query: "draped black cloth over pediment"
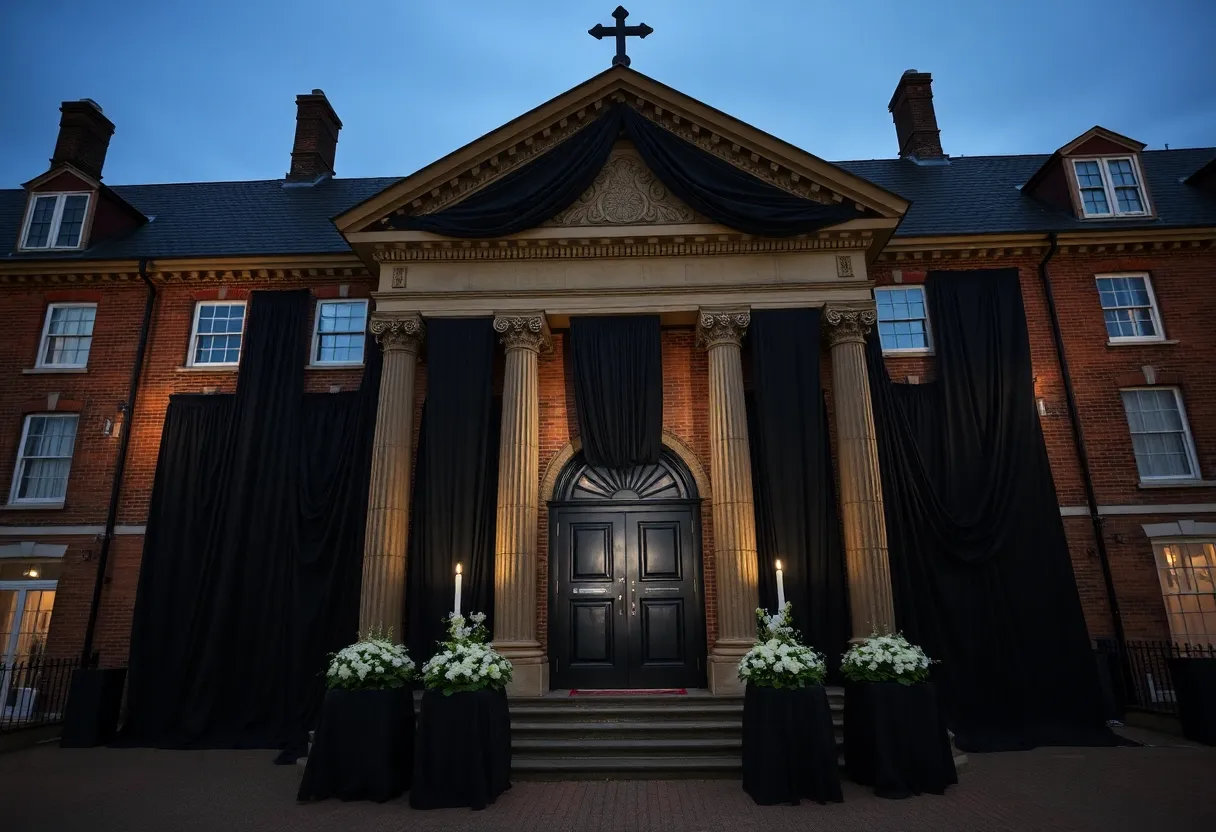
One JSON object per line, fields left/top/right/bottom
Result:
{"left": 395, "top": 105, "right": 863, "bottom": 238}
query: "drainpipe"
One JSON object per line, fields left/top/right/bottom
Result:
{"left": 80, "top": 259, "right": 156, "bottom": 667}
{"left": 1038, "top": 234, "right": 1127, "bottom": 657}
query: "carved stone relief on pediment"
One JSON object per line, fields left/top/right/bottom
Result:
{"left": 541, "top": 144, "right": 710, "bottom": 227}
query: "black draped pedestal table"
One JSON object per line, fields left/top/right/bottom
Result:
{"left": 297, "top": 688, "right": 414, "bottom": 803}
{"left": 1169, "top": 657, "right": 1216, "bottom": 746}
{"left": 742, "top": 684, "right": 843, "bottom": 805}
{"left": 844, "top": 681, "right": 957, "bottom": 799}
{"left": 410, "top": 688, "right": 511, "bottom": 810}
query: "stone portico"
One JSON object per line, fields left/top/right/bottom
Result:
{"left": 335, "top": 67, "right": 909, "bottom": 695}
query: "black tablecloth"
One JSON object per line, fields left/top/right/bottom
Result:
{"left": 61, "top": 668, "right": 127, "bottom": 748}
{"left": 410, "top": 688, "right": 511, "bottom": 810}
{"left": 1170, "top": 657, "right": 1216, "bottom": 746}
{"left": 844, "top": 681, "right": 957, "bottom": 799}
{"left": 742, "top": 684, "right": 843, "bottom": 805}
{"left": 297, "top": 688, "right": 414, "bottom": 803}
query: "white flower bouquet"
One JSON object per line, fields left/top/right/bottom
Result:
{"left": 737, "top": 602, "right": 827, "bottom": 689}
{"left": 326, "top": 632, "right": 416, "bottom": 690}
{"left": 421, "top": 611, "right": 514, "bottom": 695}
{"left": 840, "top": 633, "right": 931, "bottom": 686}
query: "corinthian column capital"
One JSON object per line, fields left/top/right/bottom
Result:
{"left": 370, "top": 313, "right": 425, "bottom": 354}
{"left": 696, "top": 309, "right": 751, "bottom": 350}
{"left": 493, "top": 313, "right": 552, "bottom": 354}
{"left": 823, "top": 303, "right": 877, "bottom": 348}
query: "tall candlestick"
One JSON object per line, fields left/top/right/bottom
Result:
{"left": 454, "top": 563, "right": 463, "bottom": 616}
{"left": 775, "top": 559, "right": 786, "bottom": 610}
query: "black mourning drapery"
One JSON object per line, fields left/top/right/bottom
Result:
{"left": 570, "top": 315, "right": 663, "bottom": 469}
{"left": 746, "top": 309, "right": 850, "bottom": 673}
{"left": 123, "top": 291, "right": 378, "bottom": 757}
{"left": 397, "top": 105, "right": 862, "bottom": 238}
{"left": 867, "top": 269, "right": 1115, "bottom": 751}
{"left": 406, "top": 319, "right": 500, "bottom": 663}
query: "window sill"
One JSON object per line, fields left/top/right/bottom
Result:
{"left": 176, "top": 365, "right": 239, "bottom": 373}
{"left": 22, "top": 367, "right": 88, "bottom": 374}
{"left": 881, "top": 350, "right": 935, "bottom": 358}
{"left": 1107, "top": 339, "right": 1178, "bottom": 348}
{"left": 0, "top": 501, "right": 65, "bottom": 511}
{"left": 306, "top": 363, "right": 365, "bottom": 370}
{"left": 1138, "top": 479, "right": 1216, "bottom": 490}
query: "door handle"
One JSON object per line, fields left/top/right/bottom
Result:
{"left": 618, "top": 593, "right": 623, "bottom": 615}
{"left": 630, "top": 600, "right": 636, "bottom": 616}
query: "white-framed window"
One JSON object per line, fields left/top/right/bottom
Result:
{"left": 1072, "top": 157, "right": 1148, "bottom": 218}
{"left": 8, "top": 414, "right": 79, "bottom": 505}
{"left": 19, "top": 193, "right": 91, "bottom": 250}
{"left": 875, "top": 286, "right": 933, "bottom": 354}
{"left": 188, "top": 301, "right": 247, "bottom": 367}
{"left": 1096, "top": 273, "right": 1164, "bottom": 342}
{"left": 1153, "top": 540, "right": 1216, "bottom": 646}
{"left": 311, "top": 299, "right": 368, "bottom": 366}
{"left": 1120, "top": 387, "right": 1200, "bottom": 481}
{"left": 36, "top": 303, "right": 97, "bottom": 368}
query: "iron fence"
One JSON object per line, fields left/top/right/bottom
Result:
{"left": 0, "top": 657, "right": 82, "bottom": 734}
{"left": 1097, "top": 639, "right": 1216, "bottom": 718}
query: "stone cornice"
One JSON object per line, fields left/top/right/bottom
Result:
{"left": 371, "top": 230, "right": 874, "bottom": 263}
{"left": 822, "top": 303, "right": 877, "bottom": 347}
{"left": 370, "top": 313, "right": 425, "bottom": 354}
{"left": 0, "top": 255, "right": 371, "bottom": 285}
{"left": 696, "top": 309, "right": 750, "bottom": 349}
{"left": 493, "top": 314, "right": 552, "bottom": 354}
{"left": 876, "top": 228, "right": 1216, "bottom": 262}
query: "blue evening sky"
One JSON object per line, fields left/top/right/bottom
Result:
{"left": 1, "top": 0, "right": 1212, "bottom": 187}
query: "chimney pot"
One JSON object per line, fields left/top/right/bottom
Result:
{"left": 287, "top": 89, "right": 343, "bottom": 182}
{"left": 888, "top": 70, "right": 945, "bottom": 161}
{"left": 50, "top": 99, "right": 116, "bottom": 180}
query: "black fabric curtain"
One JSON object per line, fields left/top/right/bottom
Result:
{"left": 747, "top": 308, "right": 850, "bottom": 674}
{"left": 397, "top": 105, "right": 862, "bottom": 238}
{"left": 122, "top": 290, "right": 379, "bottom": 758}
{"left": 406, "top": 319, "right": 500, "bottom": 663}
{"left": 570, "top": 315, "right": 663, "bottom": 469}
{"left": 867, "top": 269, "right": 1115, "bottom": 751}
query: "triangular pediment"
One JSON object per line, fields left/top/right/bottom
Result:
{"left": 336, "top": 66, "right": 908, "bottom": 237}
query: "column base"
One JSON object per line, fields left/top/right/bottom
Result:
{"left": 495, "top": 642, "right": 548, "bottom": 698}
{"left": 707, "top": 640, "right": 753, "bottom": 696}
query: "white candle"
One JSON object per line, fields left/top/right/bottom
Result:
{"left": 775, "top": 559, "right": 786, "bottom": 610}
{"left": 454, "top": 563, "right": 463, "bottom": 615}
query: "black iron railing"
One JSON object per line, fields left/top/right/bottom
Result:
{"left": 0, "top": 657, "right": 81, "bottom": 734}
{"left": 1096, "top": 639, "right": 1216, "bottom": 717}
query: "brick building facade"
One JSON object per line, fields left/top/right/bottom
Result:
{"left": 1, "top": 67, "right": 1214, "bottom": 692}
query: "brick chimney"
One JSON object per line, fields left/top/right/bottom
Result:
{"left": 50, "top": 99, "right": 115, "bottom": 180}
{"left": 287, "top": 89, "right": 342, "bottom": 182}
{"left": 888, "top": 70, "right": 945, "bottom": 162}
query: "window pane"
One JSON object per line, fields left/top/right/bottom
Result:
{"left": 42, "top": 305, "right": 97, "bottom": 366}
{"left": 1082, "top": 188, "right": 1110, "bottom": 215}
{"left": 24, "top": 196, "right": 58, "bottom": 248}
{"left": 193, "top": 304, "right": 245, "bottom": 364}
{"left": 1122, "top": 390, "right": 1194, "bottom": 479}
{"left": 14, "top": 415, "right": 78, "bottom": 501}
{"left": 1106, "top": 159, "right": 1137, "bottom": 186}
{"left": 54, "top": 195, "right": 88, "bottom": 247}
{"left": 1074, "top": 160, "right": 1103, "bottom": 186}
{"left": 876, "top": 288, "right": 929, "bottom": 351}
{"left": 314, "top": 300, "right": 367, "bottom": 363}
{"left": 1116, "top": 187, "right": 1144, "bottom": 214}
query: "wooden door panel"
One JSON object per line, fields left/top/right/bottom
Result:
{"left": 636, "top": 520, "right": 681, "bottom": 580}
{"left": 571, "top": 522, "right": 614, "bottom": 581}
{"left": 638, "top": 598, "right": 685, "bottom": 664}
{"left": 569, "top": 600, "right": 617, "bottom": 665}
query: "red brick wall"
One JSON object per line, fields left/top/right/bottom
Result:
{"left": 871, "top": 250, "right": 1216, "bottom": 643}
{"left": 0, "top": 278, "right": 375, "bottom": 665}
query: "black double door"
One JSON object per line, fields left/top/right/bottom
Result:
{"left": 550, "top": 504, "right": 705, "bottom": 689}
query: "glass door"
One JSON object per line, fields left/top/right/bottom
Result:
{"left": 1, "top": 581, "right": 57, "bottom": 721}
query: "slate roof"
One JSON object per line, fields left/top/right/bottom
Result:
{"left": 2, "top": 148, "right": 1214, "bottom": 262}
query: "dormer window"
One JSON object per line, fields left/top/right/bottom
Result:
{"left": 21, "top": 193, "right": 91, "bottom": 250}
{"left": 1072, "top": 157, "right": 1147, "bottom": 218}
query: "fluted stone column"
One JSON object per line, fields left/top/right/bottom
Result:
{"left": 823, "top": 304, "right": 896, "bottom": 638}
{"left": 491, "top": 314, "right": 552, "bottom": 697}
{"left": 697, "top": 310, "right": 761, "bottom": 695}
{"left": 359, "top": 313, "right": 424, "bottom": 637}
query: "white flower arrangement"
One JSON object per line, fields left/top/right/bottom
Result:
{"left": 421, "top": 611, "right": 514, "bottom": 696}
{"left": 326, "top": 631, "right": 416, "bottom": 691}
{"left": 840, "top": 633, "right": 932, "bottom": 686}
{"left": 737, "top": 602, "right": 827, "bottom": 689}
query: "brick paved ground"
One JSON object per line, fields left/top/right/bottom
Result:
{"left": 1, "top": 730, "right": 1213, "bottom": 832}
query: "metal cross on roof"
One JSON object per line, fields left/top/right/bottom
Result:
{"left": 588, "top": 6, "right": 653, "bottom": 68}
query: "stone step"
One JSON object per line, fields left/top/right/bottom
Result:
{"left": 512, "top": 754, "right": 743, "bottom": 780}
{"left": 514, "top": 737, "right": 742, "bottom": 755}
{"left": 506, "top": 704, "right": 745, "bottom": 722}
